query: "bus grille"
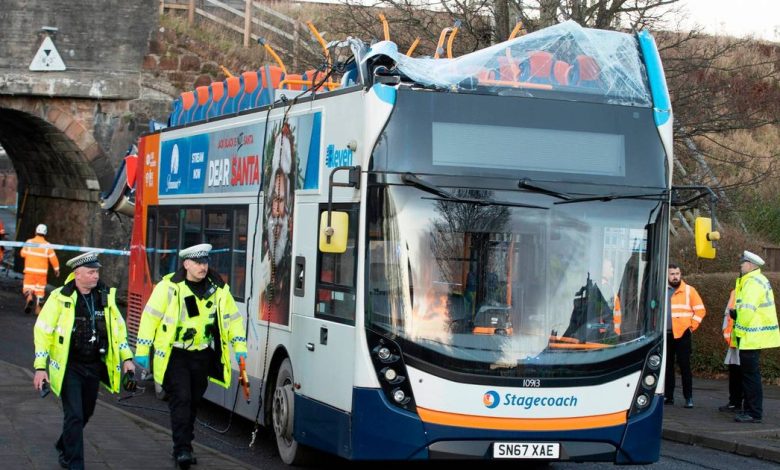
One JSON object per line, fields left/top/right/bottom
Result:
{"left": 126, "top": 292, "right": 144, "bottom": 347}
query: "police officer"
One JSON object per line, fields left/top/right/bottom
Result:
{"left": 731, "top": 250, "right": 780, "bottom": 423}
{"left": 135, "top": 243, "right": 247, "bottom": 469}
{"left": 33, "top": 251, "right": 135, "bottom": 469}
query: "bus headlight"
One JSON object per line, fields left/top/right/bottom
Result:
{"left": 383, "top": 367, "right": 398, "bottom": 382}
{"left": 377, "top": 346, "right": 392, "bottom": 361}
{"left": 392, "top": 388, "right": 407, "bottom": 403}
{"left": 630, "top": 343, "right": 663, "bottom": 418}
{"left": 647, "top": 354, "right": 661, "bottom": 369}
{"left": 367, "top": 330, "right": 416, "bottom": 412}
{"left": 636, "top": 394, "right": 649, "bottom": 408}
{"left": 643, "top": 374, "right": 656, "bottom": 388}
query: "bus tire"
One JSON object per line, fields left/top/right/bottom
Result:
{"left": 272, "top": 358, "right": 313, "bottom": 466}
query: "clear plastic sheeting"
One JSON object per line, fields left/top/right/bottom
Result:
{"left": 364, "top": 20, "right": 652, "bottom": 107}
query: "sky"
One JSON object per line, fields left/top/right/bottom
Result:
{"left": 673, "top": 0, "right": 779, "bottom": 42}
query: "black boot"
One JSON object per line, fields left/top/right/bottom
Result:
{"left": 175, "top": 450, "right": 193, "bottom": 469}
{"left": 55, "top": 441, "right": 67, "bottom": 468}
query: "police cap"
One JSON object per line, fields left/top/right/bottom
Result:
{"left": 66, "top": 251, "right": 102, "bottom": 269}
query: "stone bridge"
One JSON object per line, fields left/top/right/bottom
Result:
{"left": 0, "top": 0, "right": 168, "bottom": 284}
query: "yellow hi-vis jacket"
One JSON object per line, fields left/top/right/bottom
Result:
{"left": 669, "top": 280, "right": 706, "bottom": 339}
{"left": 135, "top": 269, "right": 247, "bottom": 387}
{"left": 733, "top": 269, "right": 780, "bottom": 350}
{"left": 33, "top": 280, "right": 134, "bottom": 396}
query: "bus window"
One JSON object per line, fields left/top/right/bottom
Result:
{"left": 316, "top": 204, "right": 358, "bottom": 324}
{"left": 183, "top": 208, "right": 202, "bottom": 248}
{"left": 232, "top": 208, "right": 248, "bottom": 300}
{"left": 156, "top": 207, "right": 180, "bottom": 281}
{"left": 205, "top": 208, "right": 232, "bottom": 287}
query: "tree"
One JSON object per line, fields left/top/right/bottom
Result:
{"left": 324, "top": 0, "right": 780, "bottom": 229}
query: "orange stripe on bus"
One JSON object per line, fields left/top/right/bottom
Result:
{"left": 417, "top": 407, "right": 626, "bottom": 431}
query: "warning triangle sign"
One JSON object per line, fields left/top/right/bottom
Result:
{"left": 29, "top": 36, "right": 66, "bottom": 71}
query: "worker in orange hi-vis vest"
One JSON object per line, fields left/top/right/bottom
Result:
{"left": 665, "top": 263, "right": 706, "bottom": 409}
{"left": 20, "top": 223, "right": 60, "bottom": 314}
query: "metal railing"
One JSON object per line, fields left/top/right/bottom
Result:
{"left": 159, "top": 0, "right": 317, "bottom": 64}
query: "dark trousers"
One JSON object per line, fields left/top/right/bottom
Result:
{"left": 728, "top": 363, "right": 743, "bottom": 408}
{"left": 665, "top": 329, "right": 693, "bottom": 400}
{"left": 163, "top": 348, "right": 211, "bottom": 455}
{"left": 739, "top": 349, "right": 762, "bottom": 419}
{"left": 57, "top": 364, "right": 100, "bottom": 470}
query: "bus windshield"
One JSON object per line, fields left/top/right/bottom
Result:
{"left": 365, "top": 184, "right": 666, "bottom": 378}
{"left": 365, "top": 88, "right": 668, "bottom": 380}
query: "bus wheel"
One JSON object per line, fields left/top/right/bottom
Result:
{"left": 272, "top": 358, "right": 313, "bottom": 465}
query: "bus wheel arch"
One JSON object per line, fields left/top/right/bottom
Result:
{"left": 271, "top": 356, "right": 315, "bottom": 465}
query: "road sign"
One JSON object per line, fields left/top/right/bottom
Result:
{"left": 29, "top": 36, "right": 66, "bottom": 71}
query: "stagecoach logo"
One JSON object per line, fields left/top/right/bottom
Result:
{"left": 483, "top": 390, "right": 500, "bottom": 409}
{"left": 166, "top": 144, "right": 182, "bottom": 190}
{"left": 326, "top": 144, "right": 352, "bottom": 168}
{"left": 483, "top": 391, "right": 580, "bottom": 410}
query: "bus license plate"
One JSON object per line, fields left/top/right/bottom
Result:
{"left": 493, "top": 442, "right": 560, "bottom": 459}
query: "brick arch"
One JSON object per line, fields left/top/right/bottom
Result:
{"left": 0, "top": 97, "right": 117, "bottom": 191}
{"left": 0, "top": 100, "right": 109, "bottom": 265}
{"left": 0, "top": 100, "right": 102, "bottom": 195}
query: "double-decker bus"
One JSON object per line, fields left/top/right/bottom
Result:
{"left": 118, "top": 20, "right": 718, "bottom": 464}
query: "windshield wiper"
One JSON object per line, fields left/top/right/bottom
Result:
{"left": 402, "top": 173, "right": 548, "bottom": 210}
{"left": 518, "top": 178, "right": 572, "bottom": 200}
{"left": 553, "top": 191, "right": 668, "bottom": 205}
{"left": 401, "top": 172, "right": 454, "bottom": 199}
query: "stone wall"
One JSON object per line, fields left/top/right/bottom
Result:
{"left": 0, "top": 0, "right": 158, "bottom": 99}
{"left": 143, "top": 28, "right": 228, "bottom": 94}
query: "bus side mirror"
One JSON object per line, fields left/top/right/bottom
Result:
{"left": 694, "top": 217, "right": 720, "bottom": 259}
{"left": 319, "top": 211, "right": 349, "bottom": 254}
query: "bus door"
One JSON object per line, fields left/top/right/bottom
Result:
{"left": 290, "top": 203, "right": 358, "bottom": 413}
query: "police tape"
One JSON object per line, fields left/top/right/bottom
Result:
{"left": 0, "top": 241, "right": 129, "bottom": 256}
{"left": 0, "top": 241, "right": 241, "bottom": 256}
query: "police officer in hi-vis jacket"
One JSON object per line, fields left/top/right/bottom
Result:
{"left": 135, "top": 243, "right": 247, "bottom": 469}
{"left": 731, "top": 250, "right": 780, "bottom": 424}
{"left": 33, "top": 251, "right": 135, "bottom": 469}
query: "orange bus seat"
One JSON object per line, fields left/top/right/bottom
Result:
{"left": 220, "top": 76, "right": 242, "bottom": 114}
{"left": 238, "top": 71, "right": 260, "bottom": 111}
{"left": 180, "top": 91, "right": 196, "bottom": 125}
{"left": 192, "top": 85, "right": 210, "bottom": 121}
{"left": 552, "top": 60, "right": 572, "bottom": 86}
{"left": 302, "top": 69, "right": 325, "bottom": 90}
{"left": 571, "top": 55, "right": 601, "bottom": 88}
{"left": 518, "top": 51, "right": 554, "bottom": 84}
{"left": 497, "top": 56, "right": 520, "bottom": 81}
{"left": 258, "top": 65, "right": 286, "bottom": 106}
{"left": 207, "top": 81, "right": 225, "bottom": 118}
{"left": 284, "top": 73, "right": 303, "bottom": 90}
